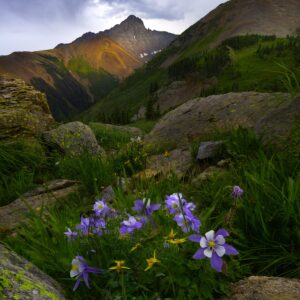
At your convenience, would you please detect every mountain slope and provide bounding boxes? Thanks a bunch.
[171,0,300,58]
[83,0,300,123]
[0,16,176,119]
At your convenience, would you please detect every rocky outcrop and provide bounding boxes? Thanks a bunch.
[197,141,224,160]
[0,179,78,232]
[0,244,66,299]
[146,92,300,147]
[136,148,192,179]
[43,121,105,156]
[90,122,143,137]
[220,276,300,300]
[0,75,54,139]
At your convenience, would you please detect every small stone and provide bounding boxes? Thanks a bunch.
[217,159,231,168]
[101,185,115,203]
[196,141,224,160]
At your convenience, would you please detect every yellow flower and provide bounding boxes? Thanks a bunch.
[145,250,160,271]
[163,151,170,158]
[130,243,142,252]
[109,260,130,273]
[164,229,176,240]
[167,238,187,245]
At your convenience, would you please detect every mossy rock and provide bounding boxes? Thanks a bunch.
[0,244,66,299]
[43,121,105,156]
[0,75,54,139]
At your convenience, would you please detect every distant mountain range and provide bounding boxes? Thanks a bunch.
[0,16,176,119]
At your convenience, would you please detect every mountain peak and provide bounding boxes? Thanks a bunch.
[122,15,144,25]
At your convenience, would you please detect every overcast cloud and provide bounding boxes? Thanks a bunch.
[0,0,227,55]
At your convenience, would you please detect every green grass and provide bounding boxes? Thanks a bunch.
[89,122,134,151]
[129,120,156,134]
[2,126,300,299]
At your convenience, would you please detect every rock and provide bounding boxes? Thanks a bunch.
[196,141,224,160]
[131,106,146,122]
[156,78,217,114]
[219,276,300,300]
[217,159,231,168]
[0,179,78,232]
[0,75,54,139]
[101,185,116,203]
[146,92,300,147]
[43,121,104,156]
[139,148,192,179]
[192,166,223,183]
[0,244,66,300]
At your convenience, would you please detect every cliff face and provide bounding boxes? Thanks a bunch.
[0,74,54,139]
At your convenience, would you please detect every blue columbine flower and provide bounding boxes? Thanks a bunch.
[165,193,186,214]
[91,217,106,236]
[174,209,201,233]
[120,215,143,235]
[232,185,244,198]
[70,256,103,291]
[133,198,161,216]
[93,199,111,217]
[189,229,238,272]
[76,217,91,236]
[64,228,78,240]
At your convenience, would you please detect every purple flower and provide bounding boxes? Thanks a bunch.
[64,228,78,240]
[70,256,103,291]
[133,198,161,216]
[189,229,238,272]
[93,199,111,217]
[165,193,196,215]
[174,210,201,233]
[165,193,186,214]
[120,215,143,235]
[76,217,91,236]
[232,185,244,198]
[91,217,106,236]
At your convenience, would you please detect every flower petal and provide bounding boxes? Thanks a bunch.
[215,228,229,238]
[205,230,215,241]
[200,236,208,248]
[215,235,225,245]
[211,252,223,272]
[223,244,239,255]
[204,248,213,258]
[189,234,202,243]
[193,248,206,260]
[214,245,225,257]
[83,272,90,289]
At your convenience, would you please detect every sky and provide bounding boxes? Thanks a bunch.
[0,0,227,55]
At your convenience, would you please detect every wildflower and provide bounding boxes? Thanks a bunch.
[189,229,238,272]
[145,250,160,271]
[91,217,106,236]
[165,193,186,214]
[174,209,201,233]
[130,242,142,252]
[70,256,103,291]
[164,229,177,240]
[93,199,110,217]
[165,193,196,215]
[109,260,130,272]
[64,228,78,240]
[163,150,170,158]
[76,217,91,236]
[133,198,161,216]
[232,185,244,198]
[120,215,143,235]
[168,238,187,245]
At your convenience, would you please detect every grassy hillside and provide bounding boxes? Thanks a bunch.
[83,34,300,124]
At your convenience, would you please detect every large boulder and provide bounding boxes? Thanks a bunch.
[0,75,54,139]
[0,179,78,232]
[0,244,66,299]
[220,276,300,300]
[43,121,104,156]
[146,92,300,147]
